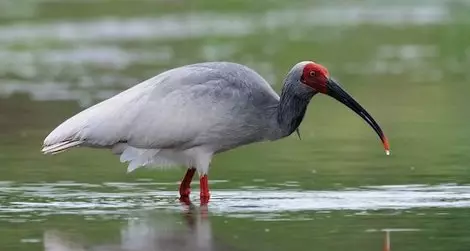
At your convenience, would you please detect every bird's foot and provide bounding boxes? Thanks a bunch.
[179,187,191,197]
[199,174,210,205]
[179,195,192,206]
[200,193,210,205]
[179,186,192,206]
[179,168,196,199]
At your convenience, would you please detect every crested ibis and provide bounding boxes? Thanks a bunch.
[42,61,390,204]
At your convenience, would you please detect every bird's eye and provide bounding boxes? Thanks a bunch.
[309,71,316,77]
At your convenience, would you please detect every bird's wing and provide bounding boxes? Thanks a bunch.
[42,73,158,153]
[42,63,279,154]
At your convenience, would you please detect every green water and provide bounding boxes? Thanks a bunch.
[1,0,470,250]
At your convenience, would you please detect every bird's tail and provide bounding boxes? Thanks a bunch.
[41,141,83,155]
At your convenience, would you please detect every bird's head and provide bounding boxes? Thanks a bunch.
[299,62,330,93]
[291,61,390,155]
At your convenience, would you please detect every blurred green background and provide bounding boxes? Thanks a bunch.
[1,0,470,250]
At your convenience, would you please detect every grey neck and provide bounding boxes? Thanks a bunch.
[275,78,316,138]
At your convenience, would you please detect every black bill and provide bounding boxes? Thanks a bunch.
[326,78,390,155]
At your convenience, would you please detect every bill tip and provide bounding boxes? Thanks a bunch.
[382,136,390,155]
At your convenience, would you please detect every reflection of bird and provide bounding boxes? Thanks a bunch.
[383,230,390,251]
[42,61,390,204]
[44,207,238,251]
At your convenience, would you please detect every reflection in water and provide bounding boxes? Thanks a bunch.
[383,231,390,251]
[41,206,419,251]
[2,182,470,221]
[44,206,237,251]
[367,228,421,251]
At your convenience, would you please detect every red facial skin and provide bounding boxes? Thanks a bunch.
[300,62,330,94]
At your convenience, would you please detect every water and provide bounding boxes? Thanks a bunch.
[1,0,470,250]
[2,182,470,217]
[3,182,470,251]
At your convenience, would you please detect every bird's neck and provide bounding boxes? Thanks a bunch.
[275,83,316,138]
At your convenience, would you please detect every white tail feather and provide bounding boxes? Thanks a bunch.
[120,147,159,173]
[42,141,83,154]
[117,145,180,173]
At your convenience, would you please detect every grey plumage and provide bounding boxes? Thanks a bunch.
[42,61,318,174]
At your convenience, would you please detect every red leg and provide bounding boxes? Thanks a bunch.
[200,174,210,205]
[179,168,196,199]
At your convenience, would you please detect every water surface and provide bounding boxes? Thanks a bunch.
[1,0,470,250]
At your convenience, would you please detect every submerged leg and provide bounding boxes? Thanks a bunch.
[179,168,196,198]
[200,174,210,205]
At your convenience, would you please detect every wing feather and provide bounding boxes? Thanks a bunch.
[42,62,280,154]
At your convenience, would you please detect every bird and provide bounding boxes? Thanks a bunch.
[42,61,390,205]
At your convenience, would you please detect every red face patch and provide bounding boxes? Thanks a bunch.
[301,62,330,93]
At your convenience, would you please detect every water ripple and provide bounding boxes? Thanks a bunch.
[1,182,470,221]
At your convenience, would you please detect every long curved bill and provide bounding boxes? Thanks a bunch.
[326,78,390,155]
